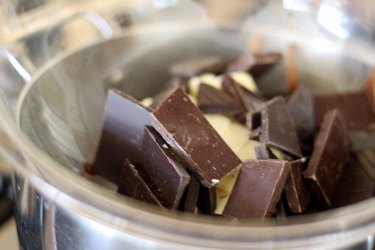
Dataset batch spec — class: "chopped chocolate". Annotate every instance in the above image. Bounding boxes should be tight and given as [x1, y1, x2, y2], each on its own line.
[333, 156, 375, 208]
[314, 91, 375, 129]
[255, 144, 277, 160]
[249, 126, 261, 140]
[221, 75, 248, 119]
[242, 91, 266, 115]
[180, 174, 201, 213]
[197, 84, 240, 114]
[304, 109, 350, 207]
[284, 159, 311, 213]
[247, 111, 262, 140]
[223, 160, 290, 218]
[222, 75, 265, 122]
[226, 52, 282, 79]
[93, 89, 151, 184]
[197, 186, 216, 215]
[286, 87, 315, 152]
[117, 159, 165, 207]
[141, 127, 191, 209]
[259, 97, 303, 158]
[152, 87, 241, 187]
[169, 56, 226, 78]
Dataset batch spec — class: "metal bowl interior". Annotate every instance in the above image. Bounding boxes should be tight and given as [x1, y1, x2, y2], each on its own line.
[14, 23, 375, 248]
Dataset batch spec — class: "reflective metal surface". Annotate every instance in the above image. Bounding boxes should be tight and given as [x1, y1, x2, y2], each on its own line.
[2, 0, 375, 249]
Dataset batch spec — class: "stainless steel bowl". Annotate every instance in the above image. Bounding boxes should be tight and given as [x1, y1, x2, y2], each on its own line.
[2, 0, 375, 249]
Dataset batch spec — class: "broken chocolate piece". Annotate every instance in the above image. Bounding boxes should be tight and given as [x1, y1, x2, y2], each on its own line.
[197, 84, 240, 114]
[304, 109, 350, 207]
[222, 75, 265, 122]
[152, 87, 241, 187]
[222, 75, 248, 119]
[170, 56, 225, 78]
[197, 186, 216, 215]
[333, 156, 375, 208]
[141, 127, 191, 209]
[117, 159, 165, 207]
[314, 91, 375, 129]
[247, 111, 262, 140]
[284, 159, 311, 213]
[255, 144, 277, 160]
[259, 97, 303, 157]
[249, 126, 261, 140]
[286, 87, 315, 153]
[93, 89, 151, 184]
[180, 174, 201, 213]
[223, 160, 290, 218]
[226, 52, 282, 79]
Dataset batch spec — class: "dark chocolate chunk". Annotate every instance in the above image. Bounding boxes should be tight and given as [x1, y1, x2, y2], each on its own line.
[152, 87, 241, 187]
[181, 174, 201, 213]
[255, 144, 277, 160]
[249, 126, 261, 140]
[247, 111, 262, 140]
[226, 52, 282, 79]
[197, 84, 240, 114]
[117, 159, 165, 207]
[222, 75, 265, 122]
[333, 156, 375, 208]
[259, 97, 303, 158]
[93, 90, 151, 184]
[170, 56, 225, 78]
[286, 87, 315, 152]
[314, 91, 375, 129]
[141, 127, 191, 209]
[304, 109, 350, 207]
[284, 159, 311, 213]
[223, 160, 290, 218]
[221, 75, 248, 119]
[197, 186, 216, 215]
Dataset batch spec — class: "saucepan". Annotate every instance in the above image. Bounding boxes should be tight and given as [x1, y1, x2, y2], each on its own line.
[2, 0, 375, 249]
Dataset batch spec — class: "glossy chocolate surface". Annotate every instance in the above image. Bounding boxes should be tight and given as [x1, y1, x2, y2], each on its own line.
[259, 97, 302, 157]
[304, 110, 350, 207]
[93, 90, 152, 184]
[223, 160, 290, 218]
[141, 127, 191, 209]
[152, 87, 241, 187]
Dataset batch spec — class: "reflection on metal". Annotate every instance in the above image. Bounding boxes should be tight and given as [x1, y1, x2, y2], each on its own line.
[283, 0, 315, 12]
[317, 3, 349, 38]
[153, 0, 180, 9]
[0, 47, 32, 83]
